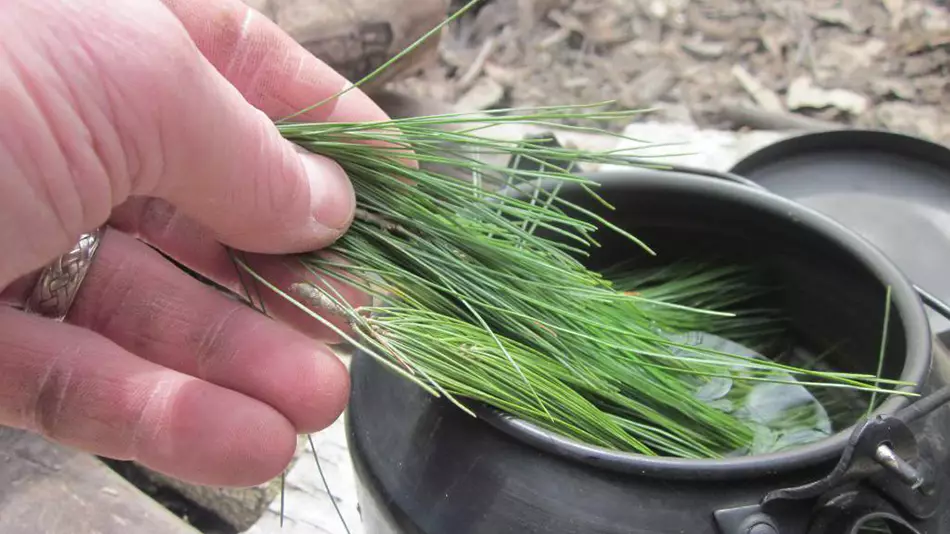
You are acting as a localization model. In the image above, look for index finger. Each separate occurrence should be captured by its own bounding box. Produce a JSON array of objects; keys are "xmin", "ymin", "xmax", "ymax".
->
[{"xmin": 162, "ymin": 0, "xmax": 390, "ymax": 123}]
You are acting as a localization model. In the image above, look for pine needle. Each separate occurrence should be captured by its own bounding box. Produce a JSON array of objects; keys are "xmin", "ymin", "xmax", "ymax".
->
[
  {"xmin": 236, "ymin": 1, "xmax": 914, "ymax": 460},
  {"xmin": 309, "ymin": 435, "xmax": 351, "ymax": 534},
  {"xmin": 867, "ymin": 285, "xmax": 894, "ymax": 416},
  {"xmin": 244, "ymin": 110, "xmax": 915, "ymax": 458}
]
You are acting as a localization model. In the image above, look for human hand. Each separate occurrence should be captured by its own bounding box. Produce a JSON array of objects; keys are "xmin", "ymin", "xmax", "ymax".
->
[{"xmin": 0, "ymin": 0, "xmax": 386, "ymax": 486}]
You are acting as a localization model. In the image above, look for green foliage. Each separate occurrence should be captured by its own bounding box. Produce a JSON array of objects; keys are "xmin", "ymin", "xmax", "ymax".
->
[
  {"xmin": 234, "ymin": 0, "xmax": 913, "ymax": 459},
  {"xmin": 236, "ymin": 106, "xmax": 914, "ymax": 459}
]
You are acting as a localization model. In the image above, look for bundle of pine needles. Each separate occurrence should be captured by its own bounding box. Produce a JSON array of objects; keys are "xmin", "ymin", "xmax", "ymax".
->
[{"xmin": 238, "ymin": 0, "xmax": 914, "ymax": 459}]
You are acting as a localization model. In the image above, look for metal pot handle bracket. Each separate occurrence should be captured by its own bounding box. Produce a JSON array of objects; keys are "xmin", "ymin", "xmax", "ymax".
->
[
  {"xmin": 503, "ymin": 136, "xmax": 950, "ymax": 534},
  {"xmin": 712, "ymin": 270, "xmax": 950, "ymax": 534},
  {"xmin": 714, "ymin": 407, "xmax": 945, "ymax": 534},
  {"xmin": 665, "ymin": 164, "xmax": 950, "ymax": 534}
]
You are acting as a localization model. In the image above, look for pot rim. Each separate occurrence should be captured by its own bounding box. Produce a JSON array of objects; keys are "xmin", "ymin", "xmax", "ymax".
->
[{"xmin": 481, "ymin": 169, "xmax": 932, "ymax": 480}]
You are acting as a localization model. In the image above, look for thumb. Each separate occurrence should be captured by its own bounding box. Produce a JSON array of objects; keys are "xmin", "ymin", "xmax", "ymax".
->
[
  {"xmin": 138, "ymin": 32, "xmax": 354, "ymax": 254},
  {"xmin": 0, "ymin": 0, "xmax": 360, "ymax": 290},
  {"xmin": 146, "ymin": 71, "xmax": 355, "ymax": 254}
]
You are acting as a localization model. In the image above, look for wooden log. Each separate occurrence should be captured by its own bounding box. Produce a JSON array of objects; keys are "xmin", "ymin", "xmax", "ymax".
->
[{"xmin": 0, "ymin": 427, "xmax": 197, "ymax": 534}]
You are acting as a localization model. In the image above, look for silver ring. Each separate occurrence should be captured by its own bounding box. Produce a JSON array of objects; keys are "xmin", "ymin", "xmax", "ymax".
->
[{"xmin": 24, "ymin": 227, "xmax": 105, "ymax": 321}]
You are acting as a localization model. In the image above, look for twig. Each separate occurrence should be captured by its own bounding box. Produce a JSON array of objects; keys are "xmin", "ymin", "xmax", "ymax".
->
[
  {"xmin": 868, "ymin": 286, "xmax": 894, "ymax": 416},
  {"xmin": 720, "ymin": 103, "xmax": 838, "ymax": 132},
  {"xmin": 731, "ymin": 65, "xmax": 785, "ymax": 113},
  {"xmin": 538, "ymin": 27, "xmax": 571, "ymax": 49},
  {"xmin": 458, "ymin": 36, "xmax": 498, "ymax": 90}
]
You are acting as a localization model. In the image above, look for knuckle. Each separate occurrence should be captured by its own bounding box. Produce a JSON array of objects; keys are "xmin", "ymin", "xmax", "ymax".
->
[
  {"xmin": 126, "ymin": 378, "xmax": 179, "ymax": 460},
  {"xmin": 193, "ymin": 306, "xmax": 245, "ymax": 378},
  {"xmin": 78, "ymin": 257, "xmax": 137, "ymax": 337},
  {"xmin": 31, "ymin": 350, "xmax": 74, "ymax": 441},
  {"xmin": 66, "ymin": 236, "xmax": 175, "ymax": 361},
  {"xmin": 218, "ymin": 120, "xmax": 308, "ymax": 238},
  {"xmin": 261, "ymin": 135, "xmax": 308, "ymax": 218}
]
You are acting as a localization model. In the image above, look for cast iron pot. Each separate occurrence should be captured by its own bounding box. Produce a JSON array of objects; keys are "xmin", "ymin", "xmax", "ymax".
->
[{"xmin": 346, "ymin": 171, "xmax": 950, "ymax": 534}]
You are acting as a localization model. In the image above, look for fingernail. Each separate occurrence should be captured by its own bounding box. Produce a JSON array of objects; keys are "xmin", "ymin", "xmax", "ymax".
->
[{"xmin": 299, "ymin": 152, "xmax": 355, "ymax": 231}]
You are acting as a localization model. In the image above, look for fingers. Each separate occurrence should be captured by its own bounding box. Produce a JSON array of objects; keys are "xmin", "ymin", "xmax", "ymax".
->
[
  {"xmin": 0, "ymin": 306, "xmax": 297, "ymax": 487},
  {"xmin": 66, "ymin": 229, "xmax": 351, "ymax": 433},
  {"xmin": 109, "ymin": 197, "xmax": 369, "ymax": 341},
  {"xmin": 161, "ymin": 0, "xmax": 390, "ymax": 123}
]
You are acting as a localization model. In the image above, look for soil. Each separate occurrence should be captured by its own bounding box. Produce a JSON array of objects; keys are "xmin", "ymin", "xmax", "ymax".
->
[{"xmin": 390, "ymin": 0, "xmax": 950, "ymax": 144}]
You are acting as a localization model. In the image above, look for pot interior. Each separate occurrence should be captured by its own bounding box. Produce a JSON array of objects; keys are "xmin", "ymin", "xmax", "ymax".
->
[
  {"xmin": 579, "ymin": 183, "xmax": 907, "ymax": 384},
  {"xmin": 487, "ymin": 171, "xmax": 930, "ymax": 475}
]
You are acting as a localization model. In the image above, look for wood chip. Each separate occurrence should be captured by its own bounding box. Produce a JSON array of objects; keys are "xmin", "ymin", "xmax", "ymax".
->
[
  {"xmin": 902, "ymin": 49, "xmax": 950, "ymax": 77},
  {"xmin": 484, "ymin": 62, "xmax": 520, "ymax": 87},
  {"xmin": 457, "ymin": 37, "xmax": 498, "ymax": 90},
  {"xmin": 731, "ymin": 64, "xmax": 785, "ymax": 113},
  {"xmin": 882, "ymin": 0, "xmax": 906, "ymax": 30},
  {"xmin": 874, "ymin": 101, "xmax": 947, "ymax": 143},
  {"xmin": 587, "ymin": 11, "xmax": 634, "ymax": 45},
  {"xmin": 809, "ymin": 8, "xmax": 865, "ymax": 32},
  {"xmin": 786, "ymin": 75, "xmax": 869, "ymax": 115},
  {"xmin": 759, "ymin": 19, "xmax": 794, "ymax": 58},
  {"xmin": 440, "ymin": 46, "xmax": 473, "ymax": 69},
  {"xmin": 621, "ymin": 64, "xmax": 678, "ymax": 108},
  {"xmin": 547, "ymin": 9, "xmax": 585, "ymax": 32},
  {"xmin": 538, "ymin": 27, "xmax": 572, "ymax": 49},
  {"xmin": 517, "ymin": 0, "xmax": 537, "ymax": 36},
  {"xmin": 916, "ymin": 76, "xmax": 950, "ymax": 105},
  {"xmin": 900, "ymin": 31, "xmax": 950, "ymax": 55},
  {"xmin": 455, "ymin": 77, "xmax": 506, "ymax": 111},
  {"xmin": 647, "ymin": 0, "xmax": 668, "ymax": 20},
  {"xmin": 682, "ymin": 40, "xmax": 728, "ymax": 60},
  {"xmin": 870, "ymin": 78, "xmax": 917, "ymax": 101},
  {"xmin": 562, "ymin": 76, "xmax": 590, "ymax": 89},
  {"xmin": 569, "ymin": 0, "xmax": 605, "ymax": 16}
]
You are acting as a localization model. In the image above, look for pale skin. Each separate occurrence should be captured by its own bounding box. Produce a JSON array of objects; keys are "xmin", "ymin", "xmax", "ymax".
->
[{"xmin": 0, "ymin": 0, "xmax": 386, "ymax": 486}]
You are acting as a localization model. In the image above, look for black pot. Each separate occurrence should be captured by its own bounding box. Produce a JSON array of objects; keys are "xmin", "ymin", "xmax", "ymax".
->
[{"xmin": 346, "ymin": 171, "xmax": 950, "ymax": 534}]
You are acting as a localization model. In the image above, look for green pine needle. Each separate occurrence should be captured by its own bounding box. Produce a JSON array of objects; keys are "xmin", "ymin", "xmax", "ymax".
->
[
  {"xmin": 236, "ymin": 0, "xmax": 914, "ymax": 460},
  {"xmin": 241, "ymin": 108, "xmax": 914, "ymax": 459}
]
